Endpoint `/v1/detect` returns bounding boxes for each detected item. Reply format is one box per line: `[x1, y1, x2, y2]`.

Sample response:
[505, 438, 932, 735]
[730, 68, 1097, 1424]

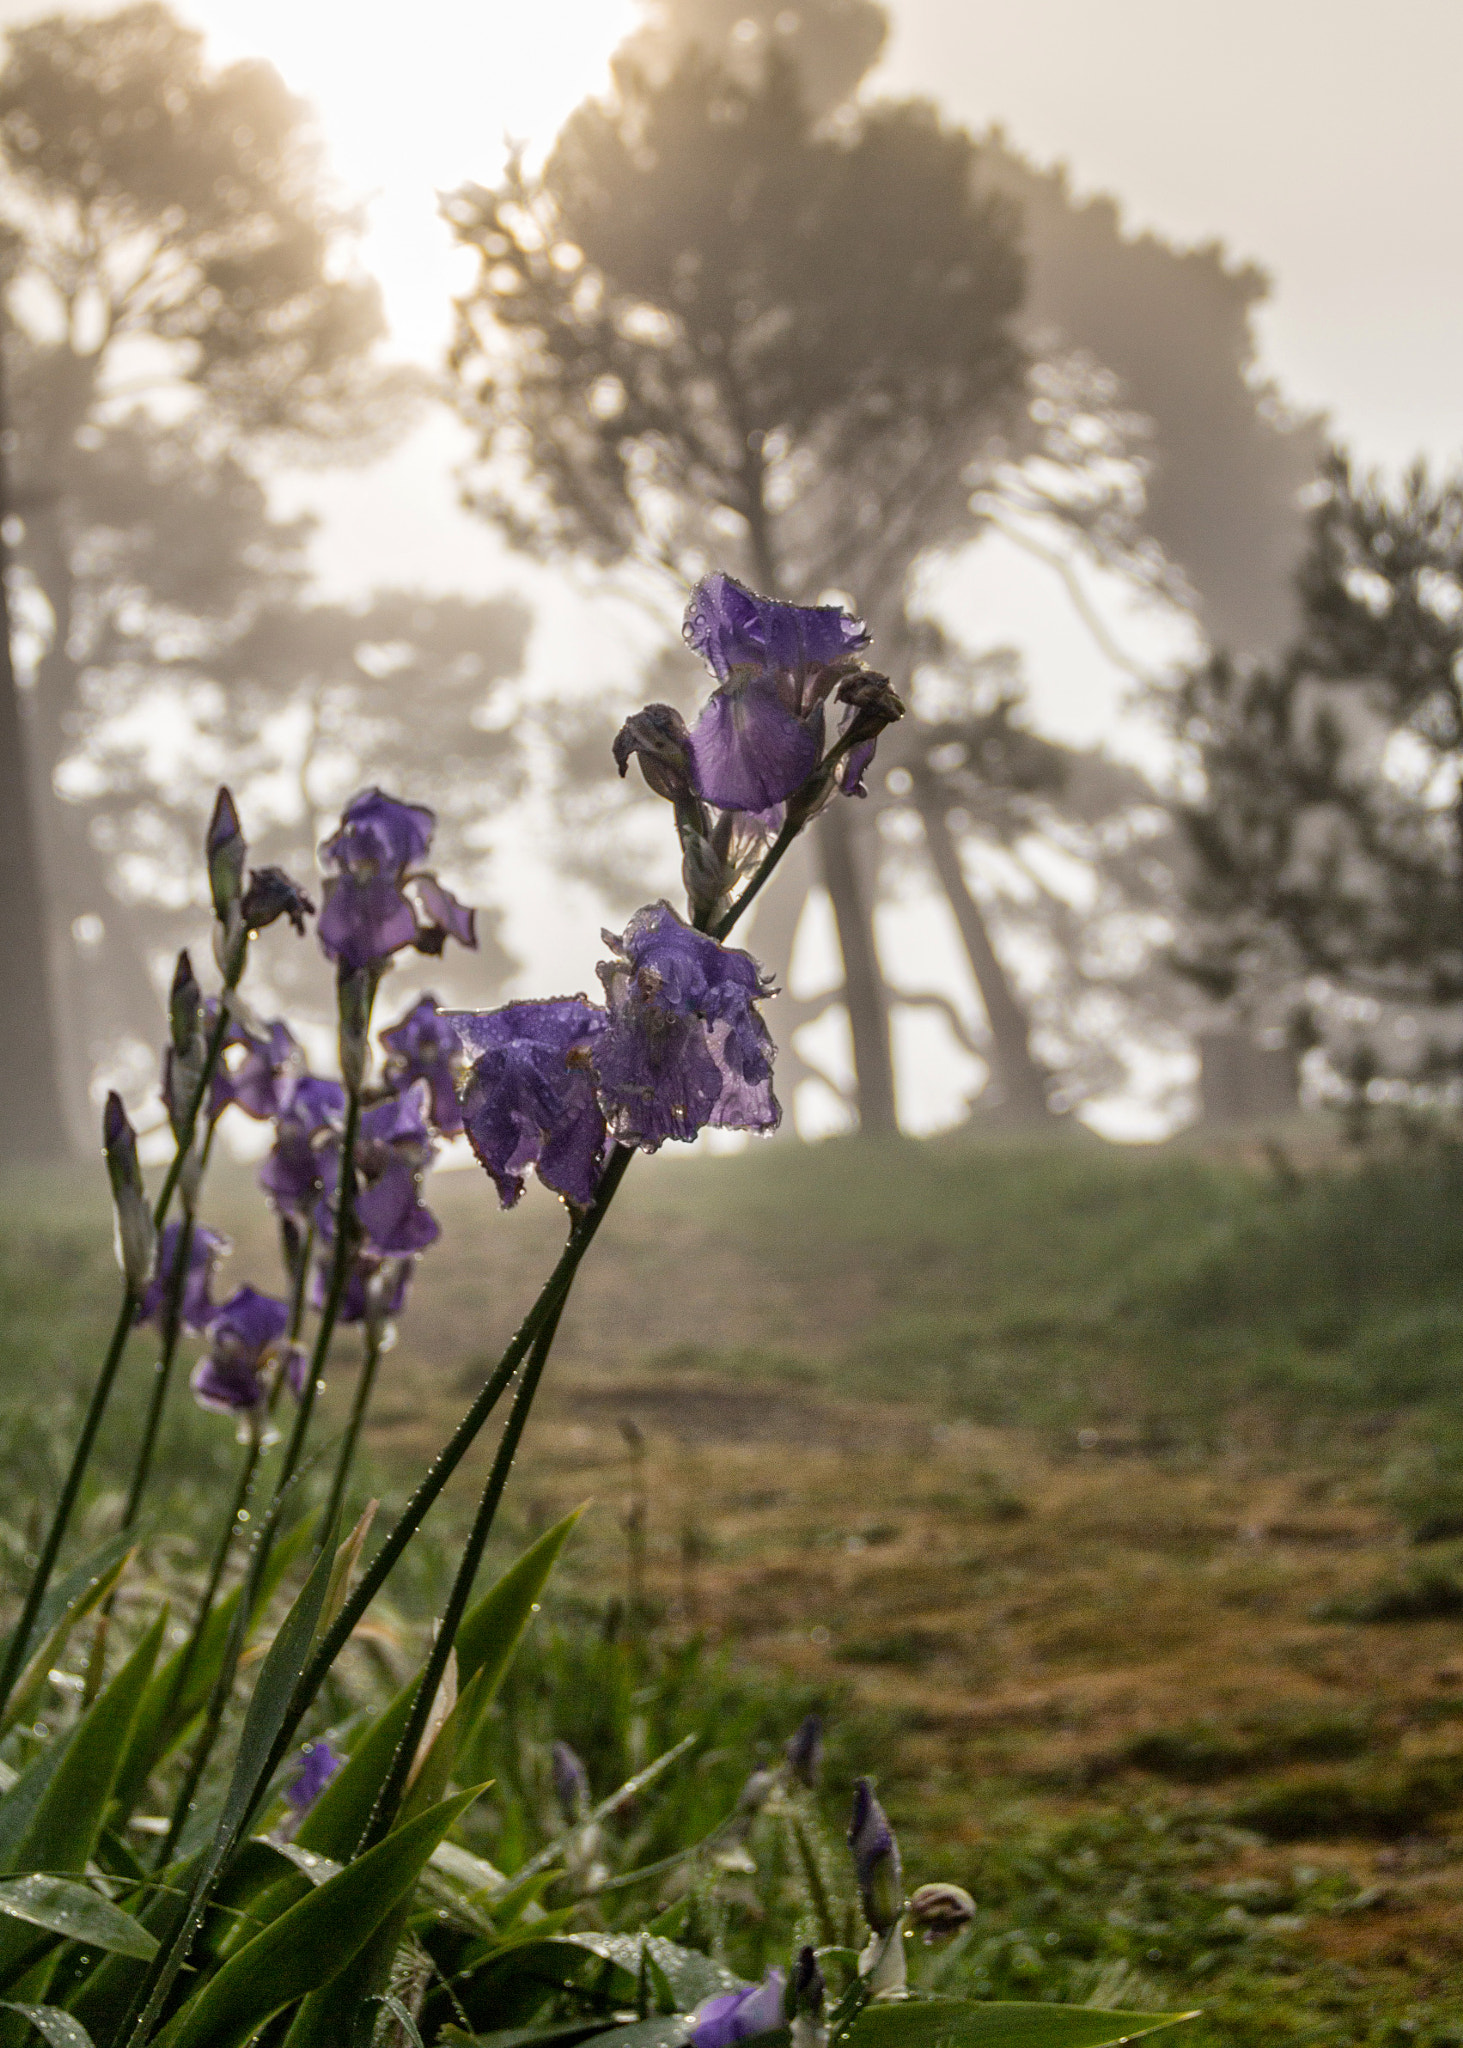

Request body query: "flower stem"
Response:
[119, 1114, 222, 1543]
[358, 1288, 568, 1854]
[144, 1427, 263, 1853]
[147, 993, 235, 1232]
[244, 1143, 636, 1836]
[711, 814, 800, 941]
[217, 809, 796, 1832]
[0, 1286, 138, 1720]
[318, 1320, 386, 1549]
[0, 976, 241, 1726]
[278, 1076, 364, 1520]
[153, 1419, 280, 1867]
[123, 819, 803, 2023]
[154, 1212, 313, 1768]
[156, 1035, 367, 1860]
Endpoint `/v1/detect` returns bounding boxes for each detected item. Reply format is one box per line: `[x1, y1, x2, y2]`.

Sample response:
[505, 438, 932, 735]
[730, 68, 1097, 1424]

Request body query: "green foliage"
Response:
[0, 1880, 155, 1962]
[848, 2005, 1194, 2048]
[1231, 1754, 1463, 1840]
[1115, 1714, 1372, 1785]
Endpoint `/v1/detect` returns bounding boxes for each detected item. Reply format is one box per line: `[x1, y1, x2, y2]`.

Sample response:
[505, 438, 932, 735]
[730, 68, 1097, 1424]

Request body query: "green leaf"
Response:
[155, 1786, 480, 2048]
[374, 1994, 425, 2048]
[0, 1551, 132, 1746]
[0, 1878, 156, 1960]
[65, 1852, 203, 2048]
[0, 2003, 96, 2047]
[557, 1935, 745, 2009]
[4, 1613, 164, 1880]
[430, 1841, 509, 1900]
[0, 1532, 137, 1735]
[0, 1617, 164, 1993]
[298, 1510, 577, 1861]
[118, 1521, 341, 2048]
[261, 1841, 342, 1888]
[572, 2021, 695, 2048]
[204, 1516, 338, 1872]
[845, 2001, 1200, 2048]
[112, 1512, 317, 1819]
[442, 2028, 641, 2048]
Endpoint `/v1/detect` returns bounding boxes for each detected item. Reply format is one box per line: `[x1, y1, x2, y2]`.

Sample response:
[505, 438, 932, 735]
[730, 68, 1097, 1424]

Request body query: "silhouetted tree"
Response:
[451, 0, 1323, 1133]
[447, 48, 1026, 1132]
[1176, 450, 1463, 1106]
[50, 430, 530, 1090]
[0, 3, 410, 1151]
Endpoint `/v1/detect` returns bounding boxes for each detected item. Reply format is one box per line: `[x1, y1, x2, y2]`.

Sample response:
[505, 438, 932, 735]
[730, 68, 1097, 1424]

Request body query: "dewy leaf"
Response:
[208, 1514, 340, 1864]
[0, 1876, 158, 1959]
[0, 1545, 134, 1743]
[373, 1994, 426, 2048]
[0, 1613, 162, 1884]
[556, 1933, 746, 2009]
[154, 1786, 481, 2048]
[298, 1509, 578, 1861]
[429, 1840, 509, 1899]
[845, 2002, 1200, 2048]
[571, 2021, 696, 2048]
[5, 1614, 165, 1879]
[113, 1511, 317, 1819]
[0, 2003, 97, 2048]
[121, 1521, 341, 2048]
[0, 1530, 136, 1720]
[442, 2028, 647, 2048]
[259, 1841, 342, 1888]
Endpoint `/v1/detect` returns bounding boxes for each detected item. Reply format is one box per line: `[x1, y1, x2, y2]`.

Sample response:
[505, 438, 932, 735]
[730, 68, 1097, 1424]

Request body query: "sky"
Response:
[14, 0, 1463, 1135]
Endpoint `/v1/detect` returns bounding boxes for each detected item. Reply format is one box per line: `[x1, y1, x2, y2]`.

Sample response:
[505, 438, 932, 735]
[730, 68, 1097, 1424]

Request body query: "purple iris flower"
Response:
[211, 1014, 301, 1122]
[684, 574, 869, 813]
[690, 1971, 786, 2048]
[454, 999, 608, 1210]
[551, 1740, 590, 1821]
[329, 1253, 414, 1329]
[259, 1075, 346, 1221]
[594, 903, 779, 1149]
[191, 1284, 291, 1415]
[136, 1221, 229, 1335]
[285, 1740, 341, 1814]
[381, 994, 464, 1137]
[317, 788, 477, 971]
[338, 1084, 440, 1257]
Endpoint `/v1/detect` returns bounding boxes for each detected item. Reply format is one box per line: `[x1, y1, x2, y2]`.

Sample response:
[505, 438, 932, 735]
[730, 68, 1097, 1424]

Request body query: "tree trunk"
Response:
[914, 780, 1053, 1122]
[23, 499, 165, 1147]
[0, 565, 69, 1161]
[736, 836, 854, 1135]
[817, 797, 898, 1135]
[743, 503, 898, 1135]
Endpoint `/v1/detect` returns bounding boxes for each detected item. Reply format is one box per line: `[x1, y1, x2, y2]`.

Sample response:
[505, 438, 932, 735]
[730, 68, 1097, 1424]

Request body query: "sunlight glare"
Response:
[177, 0, 639, 358]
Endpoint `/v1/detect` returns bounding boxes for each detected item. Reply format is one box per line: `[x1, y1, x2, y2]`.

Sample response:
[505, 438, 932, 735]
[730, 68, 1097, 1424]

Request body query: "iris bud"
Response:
[785, 1713, 823, 1789]
[337, 967, 374, 1094]
[169, 950, 201, 1055]
[848, 1778, 903, 1937]
[551, 1739, 590, 1823]
[206, 787, 247, 922]
[789, 1946, 826, 2048]
[103, 1092, 155, 1294]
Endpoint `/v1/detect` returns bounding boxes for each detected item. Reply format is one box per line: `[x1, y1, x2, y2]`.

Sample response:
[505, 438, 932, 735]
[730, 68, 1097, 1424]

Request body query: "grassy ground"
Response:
[6, 1125, 1463, 2044]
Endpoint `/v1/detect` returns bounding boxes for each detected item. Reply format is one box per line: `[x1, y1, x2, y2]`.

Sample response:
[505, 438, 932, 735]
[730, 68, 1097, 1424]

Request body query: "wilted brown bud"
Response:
[907, 1881, 976, 1942]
